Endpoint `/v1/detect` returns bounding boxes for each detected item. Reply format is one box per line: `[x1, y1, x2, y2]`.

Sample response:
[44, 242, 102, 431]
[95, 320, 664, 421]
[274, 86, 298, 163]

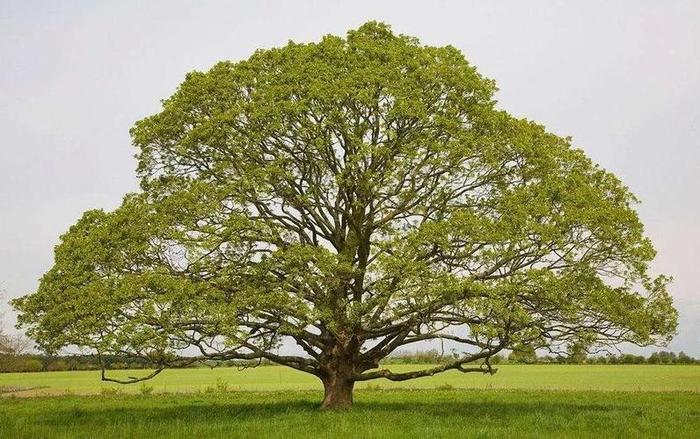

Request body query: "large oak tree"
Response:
[14, 22, 677, 408]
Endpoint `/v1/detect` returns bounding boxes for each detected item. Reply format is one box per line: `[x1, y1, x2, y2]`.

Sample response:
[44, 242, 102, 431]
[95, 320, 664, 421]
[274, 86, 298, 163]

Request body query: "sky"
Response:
[1, 0, 698, 355]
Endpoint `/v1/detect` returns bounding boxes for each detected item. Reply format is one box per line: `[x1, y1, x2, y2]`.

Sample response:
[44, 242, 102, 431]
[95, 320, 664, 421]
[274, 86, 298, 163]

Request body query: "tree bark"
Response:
[320, 372, 355, 409]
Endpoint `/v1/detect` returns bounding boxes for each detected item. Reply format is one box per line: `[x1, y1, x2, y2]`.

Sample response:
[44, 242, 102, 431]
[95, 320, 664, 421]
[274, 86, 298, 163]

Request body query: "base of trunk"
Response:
[321, 378, 354, 409]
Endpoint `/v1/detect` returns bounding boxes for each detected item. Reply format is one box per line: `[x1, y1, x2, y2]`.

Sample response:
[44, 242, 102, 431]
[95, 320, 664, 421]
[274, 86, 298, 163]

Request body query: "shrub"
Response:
[139, 383, 154, 396]
[47, 360, 69, 371]
[100, 387, 122, 396]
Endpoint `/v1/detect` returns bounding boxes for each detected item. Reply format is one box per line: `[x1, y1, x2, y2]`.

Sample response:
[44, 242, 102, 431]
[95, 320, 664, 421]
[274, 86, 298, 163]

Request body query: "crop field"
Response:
[0, 365, 698, 438]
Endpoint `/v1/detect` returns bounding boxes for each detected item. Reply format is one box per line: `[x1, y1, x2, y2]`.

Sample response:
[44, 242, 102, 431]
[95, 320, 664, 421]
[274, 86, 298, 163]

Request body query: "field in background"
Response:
[1, 365, 698, 438]
[1, 364, 699, 396]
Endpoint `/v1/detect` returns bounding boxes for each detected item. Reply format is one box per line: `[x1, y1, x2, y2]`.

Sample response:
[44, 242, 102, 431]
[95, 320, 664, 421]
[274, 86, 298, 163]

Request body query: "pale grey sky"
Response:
[1, 1, 698, 354]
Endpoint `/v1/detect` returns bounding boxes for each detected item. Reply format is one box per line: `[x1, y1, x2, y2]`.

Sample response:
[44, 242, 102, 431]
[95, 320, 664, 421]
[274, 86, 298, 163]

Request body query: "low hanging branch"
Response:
[355, 351, 499, 382]
[96, 351, 166, 385]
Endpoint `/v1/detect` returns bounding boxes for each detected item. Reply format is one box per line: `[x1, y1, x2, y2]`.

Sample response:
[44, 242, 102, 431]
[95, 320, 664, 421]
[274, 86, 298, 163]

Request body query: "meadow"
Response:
[0, 365, 698, 438]
[0, 364, 697, 395]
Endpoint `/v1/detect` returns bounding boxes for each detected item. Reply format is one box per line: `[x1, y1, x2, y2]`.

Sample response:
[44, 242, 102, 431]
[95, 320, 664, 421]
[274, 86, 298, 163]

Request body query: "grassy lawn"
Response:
[0, 389, 698, 438]
[1, 364, 699, 395]
[0, 365, 698, 438]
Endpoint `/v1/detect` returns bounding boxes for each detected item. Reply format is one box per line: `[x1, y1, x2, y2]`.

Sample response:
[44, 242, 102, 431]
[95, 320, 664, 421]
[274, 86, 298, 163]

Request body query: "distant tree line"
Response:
[505, 349, 698, 365]
[0, 352, 273, 373]
[0, 354, 159, 373]
[1, 349, 697, 373]
[383, 349, 699, 366]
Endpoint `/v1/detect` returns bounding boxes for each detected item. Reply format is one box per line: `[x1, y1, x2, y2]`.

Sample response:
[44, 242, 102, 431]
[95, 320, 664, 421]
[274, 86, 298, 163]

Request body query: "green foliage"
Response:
[138, 383, 154, 396]
[12, 22, 677, 403]
[508, 345, 538, 364]
[566, 341, 589, 364]
[99, 387, 122, 396]
[46, 360, 69, 372]
[202, 378, 230, 394]
[383, 349, 451, 365]
[215, 377, 230, 393]
[0, 356, 43, 373]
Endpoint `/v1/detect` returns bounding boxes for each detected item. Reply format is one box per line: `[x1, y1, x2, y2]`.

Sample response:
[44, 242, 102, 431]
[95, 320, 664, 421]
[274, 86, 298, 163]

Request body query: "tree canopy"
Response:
[13, 22, 677, 408]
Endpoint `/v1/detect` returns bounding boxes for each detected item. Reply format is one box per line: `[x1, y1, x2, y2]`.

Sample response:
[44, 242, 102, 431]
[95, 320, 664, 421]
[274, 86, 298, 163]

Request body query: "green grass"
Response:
[0, 364, 698, 395]
[1, 365, 698, 438]
[1, 389, 698, 438]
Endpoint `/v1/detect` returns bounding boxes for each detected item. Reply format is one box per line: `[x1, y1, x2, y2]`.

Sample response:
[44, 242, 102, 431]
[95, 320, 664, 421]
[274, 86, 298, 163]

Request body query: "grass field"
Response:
[0, 364, 698, 395]
[1, 365, 698, 438]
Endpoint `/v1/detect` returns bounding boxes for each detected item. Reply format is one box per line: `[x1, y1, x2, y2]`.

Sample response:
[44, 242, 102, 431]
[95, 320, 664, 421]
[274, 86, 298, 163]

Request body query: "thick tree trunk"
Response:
[319, 335, 362, 409]
[320, 372, 355, 409]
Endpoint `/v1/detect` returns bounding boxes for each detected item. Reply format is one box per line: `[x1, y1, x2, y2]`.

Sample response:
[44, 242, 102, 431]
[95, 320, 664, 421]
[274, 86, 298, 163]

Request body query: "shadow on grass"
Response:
[31, 393, 626, 428]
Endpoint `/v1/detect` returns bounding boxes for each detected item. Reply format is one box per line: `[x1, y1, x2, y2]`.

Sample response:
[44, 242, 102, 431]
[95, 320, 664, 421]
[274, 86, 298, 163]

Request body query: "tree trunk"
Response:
[320, 374, 355, 409]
